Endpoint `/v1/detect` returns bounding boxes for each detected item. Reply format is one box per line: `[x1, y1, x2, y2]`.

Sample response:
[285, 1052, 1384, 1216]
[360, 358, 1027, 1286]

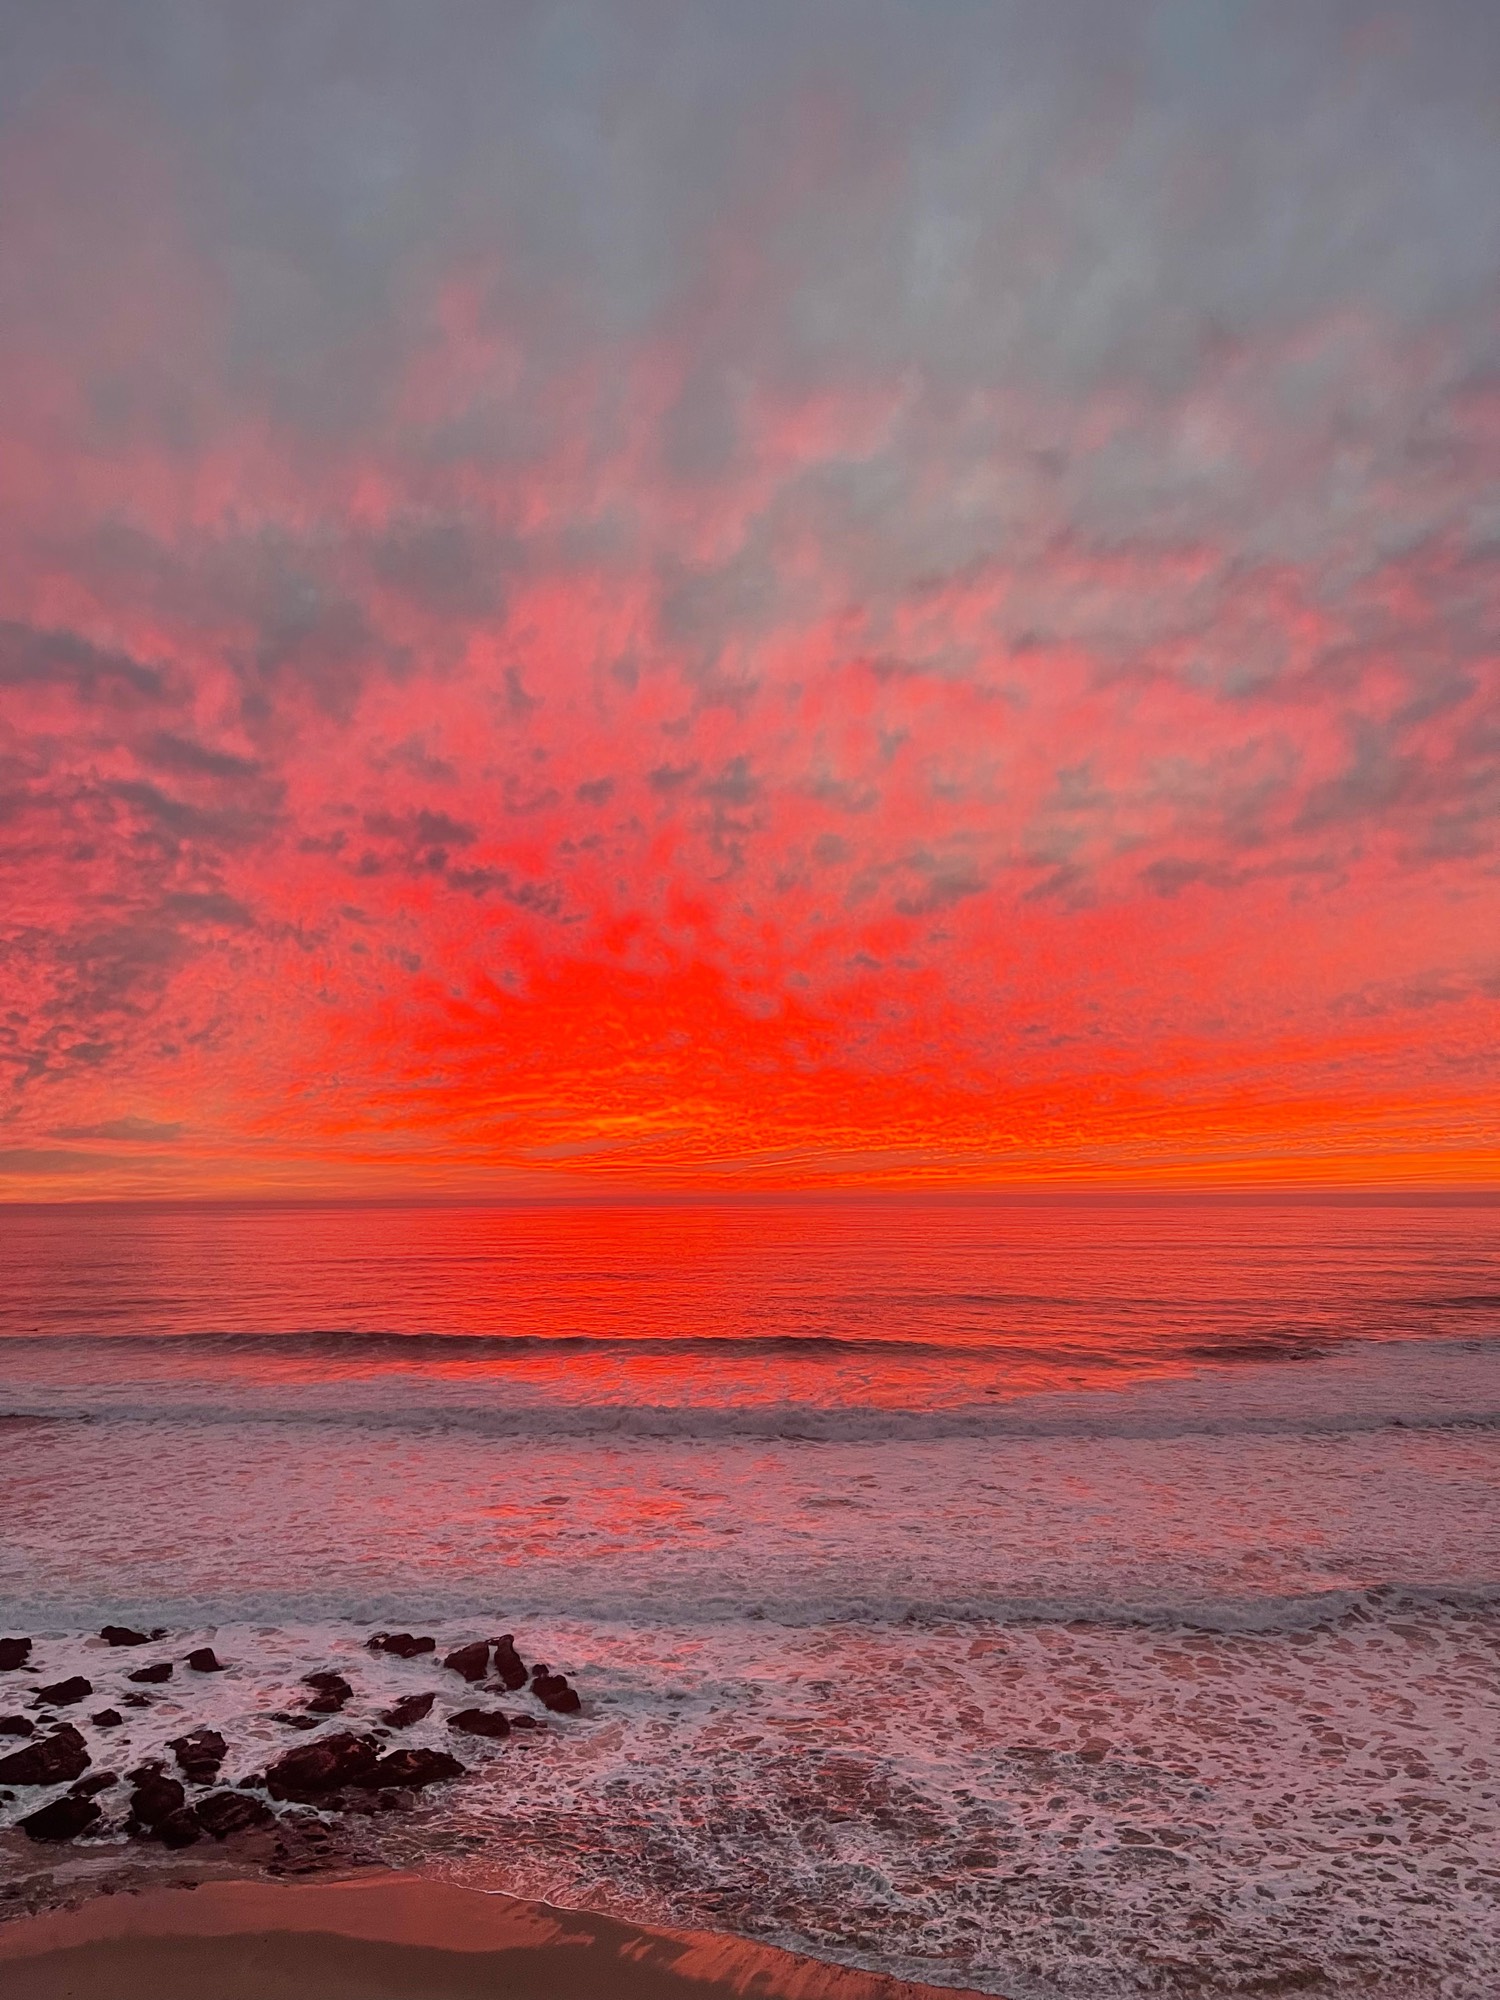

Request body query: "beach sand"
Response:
[0, 1870, 1000, 2000]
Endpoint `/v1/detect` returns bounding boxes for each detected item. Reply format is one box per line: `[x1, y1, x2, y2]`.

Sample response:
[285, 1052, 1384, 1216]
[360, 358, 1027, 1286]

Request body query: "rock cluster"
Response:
[0, 1623, 583, 1851]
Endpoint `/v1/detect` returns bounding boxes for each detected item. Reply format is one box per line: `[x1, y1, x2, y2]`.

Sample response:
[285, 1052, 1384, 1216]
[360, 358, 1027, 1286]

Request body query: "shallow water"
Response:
[2, 1198, 1498, 1996]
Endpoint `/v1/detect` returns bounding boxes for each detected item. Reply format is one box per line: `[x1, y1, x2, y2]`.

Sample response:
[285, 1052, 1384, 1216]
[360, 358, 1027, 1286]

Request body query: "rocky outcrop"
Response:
[128, 1662, 173, 1684]
[358, 1746, 464, 1789]
[72, 1770, 118, 1798]
[531, 1670, 582, 1714]
[442, 1640, 490, 1682]
[489, 1635, 529, 1691]
[157, 1807, 202, 1848]
[169, 1726, 227, 1782]
[20, 1795, 101, 1842]
[368, 1632, 435, 1658]
[197, 1789, 274, 1837]
[34, 1676, 92, 1706]
[0, 1636, 33, 1670]
[302, 1670, 353, 1713]
[449, 1706, 511, 1738]
[266, 1731, 381, 1801]
[0, 1714, 34, 1737]
[379, 1691, 437, 1728]
[129, 1771, 186, 1826]
[186, 1646, 226, 1672]
[0, 1723, 90, 1786]
[100, 1625, 150, 1646]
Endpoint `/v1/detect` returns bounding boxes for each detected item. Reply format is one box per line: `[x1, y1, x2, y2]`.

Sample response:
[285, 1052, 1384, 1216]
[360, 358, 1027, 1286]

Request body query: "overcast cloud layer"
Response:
[1, 0, 1497, 1193]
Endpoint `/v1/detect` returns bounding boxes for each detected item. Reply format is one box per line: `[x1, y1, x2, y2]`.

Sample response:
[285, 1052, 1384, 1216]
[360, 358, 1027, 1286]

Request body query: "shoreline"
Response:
[0, 1868, 1004, 2000]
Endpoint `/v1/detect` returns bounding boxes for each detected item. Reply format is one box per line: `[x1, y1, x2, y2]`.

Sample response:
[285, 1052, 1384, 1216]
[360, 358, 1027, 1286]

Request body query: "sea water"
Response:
[1, 1198, 1497, 1996]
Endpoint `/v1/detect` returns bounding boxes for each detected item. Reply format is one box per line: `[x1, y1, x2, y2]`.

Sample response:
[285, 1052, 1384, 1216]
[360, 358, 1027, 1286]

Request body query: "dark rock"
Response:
[303, 1671, 353, 1697]
[123, 1692, 152, 1708]
[130, 1773, 186, 1826]
[71, 1770, 118, 1797]
[0, 1724, 90, 1785]
[157, 1806, 202, 1849]
[0, 1715, 34, 1737]
[510, 1714, 543, 1730]
[150, 1627, 168, 1639]
[128, 1662, 173, 1684]
[34, 1676, 92, 1706]
[265, 1730, 380, 1801]
[379, 1691, 436, 1729]
[91, 1708, 123, 1728]
[488, 1636, 528, 1691]
[168, 1726, 227, 1782]
[368, 1632, 436, 1658]
[21, 1794, 101, 1842]
[196, 1789, 273, 1838]
[186, 1646, 226, 1672]
[443, 1641, 490, 1683]
[125, 1758, 164, 1781]
[357, 1747, 464, 1790]
[270, 1711, 320, 1730]
[305, 1692, 348, 1714]
[449, 1707, 511, 1739]
[100, 1625, 150, 1646]
[531, 1672, 582, 1714]
[0, 1637, 32, 1671]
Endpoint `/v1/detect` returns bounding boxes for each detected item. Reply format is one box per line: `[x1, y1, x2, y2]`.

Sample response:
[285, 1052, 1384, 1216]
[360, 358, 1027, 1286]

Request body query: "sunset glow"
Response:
[2, 7, 1497, 1198]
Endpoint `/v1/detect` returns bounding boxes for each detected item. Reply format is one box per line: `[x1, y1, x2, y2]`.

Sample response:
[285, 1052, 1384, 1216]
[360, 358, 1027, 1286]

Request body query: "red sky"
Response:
[2, 4, 1498, 1198]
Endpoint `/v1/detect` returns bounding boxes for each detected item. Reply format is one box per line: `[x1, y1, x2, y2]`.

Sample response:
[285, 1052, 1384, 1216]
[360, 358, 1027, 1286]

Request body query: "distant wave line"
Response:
[7, 1398, 1499, 1445]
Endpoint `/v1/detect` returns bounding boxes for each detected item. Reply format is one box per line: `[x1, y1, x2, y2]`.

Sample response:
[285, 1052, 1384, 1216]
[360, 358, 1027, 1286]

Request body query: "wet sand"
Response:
[0, 1871, 1000, 2000]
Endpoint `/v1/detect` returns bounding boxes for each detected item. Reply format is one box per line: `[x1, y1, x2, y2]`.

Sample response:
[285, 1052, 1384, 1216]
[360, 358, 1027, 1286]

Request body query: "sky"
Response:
[1, 0, 1498, 1199]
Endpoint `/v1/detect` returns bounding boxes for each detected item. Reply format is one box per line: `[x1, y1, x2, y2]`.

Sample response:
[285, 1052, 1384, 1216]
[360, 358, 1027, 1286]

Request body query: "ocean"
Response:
[2, 1197, 1497, 1997]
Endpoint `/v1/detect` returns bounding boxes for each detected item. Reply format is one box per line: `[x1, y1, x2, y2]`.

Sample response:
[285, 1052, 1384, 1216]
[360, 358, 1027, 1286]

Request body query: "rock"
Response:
[122, 1692, 153, 1708]
[100, 1625, 150, 1647]
[186, 1647, 226, 1672]
[156, 1806, 202, 1849]
[0, 1715, 34, 1737]
[379, 1692, 436, 1729]
[488, 1636, 528, 1691]
[357, 1747, 464, 1790]
[0, 1724, 90, 1786]
[71, 1770, 118, 1797]
[443, 1641, 490, 1683]
[368, 1632, 435, 1658]
[127, 1662, 173, 1684]
[301, 1674, 352, 1715]
[449, 1707, 511, 1739]
[34, 1676, 93, 1706]
[510, 1714, 543, 1730]
[531, 1672, 582, 1715]
[91, 1708, 123, 1729]
[168, 1727, 227, 1782]
[125, 1758, 165, 1781]
[265, 1730, 380, 1801]
[196, 1789, 273, 1838]
[270, 1712, 320, 1730]
[303, 1671, 353, 1697]
[20, 1795, 101, 1842]
[0, 1637, 32, 1671]
[129, 1773, 186, 1826]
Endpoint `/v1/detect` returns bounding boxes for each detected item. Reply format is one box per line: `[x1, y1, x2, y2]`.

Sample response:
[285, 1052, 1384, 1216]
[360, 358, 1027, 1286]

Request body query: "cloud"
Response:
[47, 1116, 183, 1142]
[0, 1, 1495, 1190]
